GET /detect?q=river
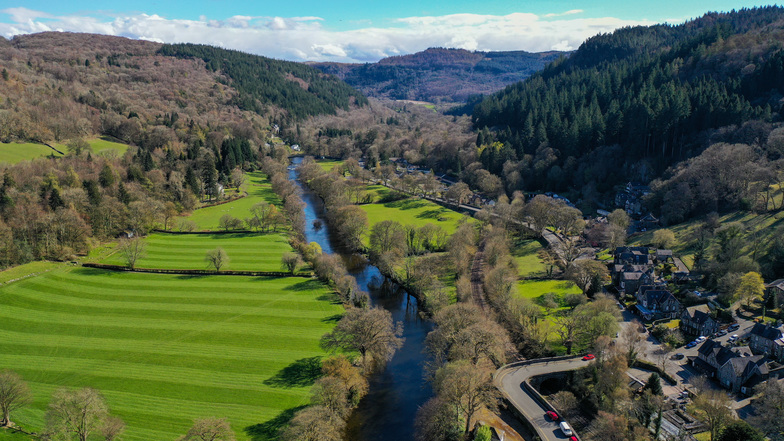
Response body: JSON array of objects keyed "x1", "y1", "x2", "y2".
[{"x1": 288, "y1": 157, "x2": 433, "y2": 441}]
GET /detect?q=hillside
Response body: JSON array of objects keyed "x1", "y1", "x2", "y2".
[
  {"x1": 469, "y1": 6, "x2": 784, "y2": 204},
  {"x1": 310, "y1": 47, "x2": 565, "y2": 104},
  {"x1": 0, "y1": 32, "x2": 365, "y2": 147}
]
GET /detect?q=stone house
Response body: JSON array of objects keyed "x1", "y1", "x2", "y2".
[
  {"x1": 692, "y1": 339, "x2": 770, "y2": 394},
  {"x1": 636, "y1": 285, "x2": 681, "y2": 319},
  {"x1": 681, "y1": 305, "x2": 719, "y2": 337},
  {"x1": 766, "y1": 279, "x2": 784, "y2": 309},
  {"x1": 749, "y1": 323, "x2": 784, "y2": 363}
]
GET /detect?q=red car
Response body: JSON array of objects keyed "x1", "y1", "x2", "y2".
[
  {"x1": 582, "y1": 354, "x2": 595, "y2": 361},
  {"x1": 546, "y1": 411, "x2": 559, "y2": 421},
  {"x1": 570, "y1": 436, "x2": 579, "y2": 441}
]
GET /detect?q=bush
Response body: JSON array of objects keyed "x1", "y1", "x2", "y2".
[{"x1": 473, "y1": 425, "x2": 492, "y2": 441}]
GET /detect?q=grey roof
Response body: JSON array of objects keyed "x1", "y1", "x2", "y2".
[
  {"x1": 750, "y1": 323, "x2": 784, "y2": 341},
  {"x1": 766, "y1": 279, "x2": 784, "y2": 290},
  {"x1": 684, "y1": 305, "x2": 714, "y2": 325}
]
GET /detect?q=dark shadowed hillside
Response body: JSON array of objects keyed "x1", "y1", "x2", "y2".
[{"x1": 310, "y1": 47, "x2": 565, "y2": 104}]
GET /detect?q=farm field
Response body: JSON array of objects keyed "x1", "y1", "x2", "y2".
[
  {"x1": 317, "y1": 159, "x2": 343, "y2": 172},
  {"x1": 100, "y1": 232, "x2": 296, "y2": 272},
  {"x1": 180, "y1": 172, "x2": 281, "y2": 231},
  {"x1": 0, "y1": 267, "x2": 342, "y2": 441},
  {"x1": 359, "y1": 197, "x2": 469, "y2": 238},
  {"x1": 0, "y1": 142, "x2": 61, "y2": 164}
]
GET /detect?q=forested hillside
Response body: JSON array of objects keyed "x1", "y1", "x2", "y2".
[
  {"x1": 471, "y1": 6, "x2": 784, "y2": 206},
  {"x1": 311, "y1": 47, "x2": 564, "y2": 104}
]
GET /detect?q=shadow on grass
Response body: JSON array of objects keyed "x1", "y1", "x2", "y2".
[
  {"x1": 283, "y1": 279, "x2": 325, "y2": 291},
  {"x1": 73, "y1": 267, "x2": 124, "y2": 277},
  {"x1": 415, "y1": 208, "x2": 446, "y2": 220},
  {"x1": 384, "y1": 199, "x2": 427, "y2": 210},
  {"x1": 321, "y1": 313, "x2": 344, "y2": 323},
  {"x1": 263, "y1": 357, "x2": 323, "y2": 389},
  {"x1": 245, "y1": 406, "x2": 306, "y2": 441}
]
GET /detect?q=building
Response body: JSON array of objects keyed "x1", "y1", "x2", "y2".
[
  {"x1": 749, "y1": 323, "x2": 784, "y2": 363},
  {"x1": 766, "y1": 279, "x2": 784, "y2": 309},
  {"x1": 681, "y1": 305, "x2": 720, "y2": 337},
  {"x1": 636, "y1": 285, "x2": 681, "y2": 319},
  {"x1": 692, "y1": 339, "x2": 771, "y2": 394}
]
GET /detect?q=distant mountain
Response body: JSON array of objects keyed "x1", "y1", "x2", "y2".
[{"x1": 310, "y1": 48, "x2": 566, "y2": 104}]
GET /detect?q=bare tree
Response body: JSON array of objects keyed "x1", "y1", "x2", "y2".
[
  {"x1": 621, "y1": 319, "x2": 646, "y2": 365},
  {"x1": 0, "y1": 370, "x2": 31, "y2": 427},
  {"x1": 751, "y1": 379, "x2": 784, "y2": 441},
  {"x1": 692, "y1": 389, "x2": 732, "y2": 441},
  {"x1": 414, "y1": 397, "x2": 460, "y2": 441},
  {"x1": 321, "y1": 307, "x2": 404, "y2": 372},
  {"x1": 45, "y1": 387, "x2": 115, "y2": 441},
  {"x1": 205, "y1": 247, "x2": 229, "y2": 272},
  {"x1": 180, "y1": 417, "x2": 235, "y2": 441},
  {"x1": 230, "y1": 168, "x2": 246, "y2": 191},
  {"x1": 101, "y1": 415, "x2": 125, "y2": 441},
  {"x1": 281, "y1": 252, "x2": 303, "y2": 274},
  {"x1": 279, "y1": 406, "x2": 344, "y2": 441},
  {"x1": 434, "y1": 361, "x2": 500, "y2": 435},
  {"x1": 119, "y1": 236, "x2": 146, "y2": 269},
  {"x1": 565, "y1": 259, "x2": 609, "y2": 295}
]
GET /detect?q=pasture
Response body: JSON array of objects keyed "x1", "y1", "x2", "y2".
[
  {"x1": 359, "y1": 197, "x2": 469, "y2": 237},
  {"x1": 0, "y1": 267, "x2": 342, "y2": 441},
  {"x1": 0, "y1": 142, "x2": 61, "y2": 164},
  {"x1": 512, "y1": 239, "x2": 548, "y2": 278},
  {"x1": 100, "y1": 232, "x2": 296, "y2": 272},
  {"x1": 180, "y1": 172, "x2": 281, "y2": 231}
]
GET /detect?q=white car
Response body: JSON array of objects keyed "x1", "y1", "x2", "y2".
[
  {"x1": 728, "y1": 334, "x2": 739, "y2": 342},
  {"x1": 696, "y1": 336, "x2": 707, "y2": 342},
  {"x1": 560, "y1": 422, "x2": 573, "y2": 436}
]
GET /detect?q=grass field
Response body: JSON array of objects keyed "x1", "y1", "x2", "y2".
[
  {"x1": 359, "y1": 197, "x2": 469, "y2": 240},
  {"x1": 513, "y1": 239, "x2": 547, "y2": 278},
  {"x1": 0, "y1": 430, "x2": 33, "y2": 441},
  {"x1": 0, "y1": 267, "x2": 342, "y2": 441},
  {"x1": 180, "y1": 172, "x2": 281, "y2": 231},
  {"x1": 317, "y1": 160, "x2": 343, "y2": 172},
  {"x1": 88, "y1": 137, "x2": 130, "y2": 155},
  {"x1": 0, "y1": 142, "x2": 61, "y2": 164},
  {"x1": 100, "y1": 232, "x2": 297, "y2": 272},
  {"x1": 516, "y1": 279, "x2": 582, "y2": 301}
]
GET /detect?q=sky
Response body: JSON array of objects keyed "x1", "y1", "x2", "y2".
[{"x1": 0, "y1": 1, "x2": 776, "y2": 63}]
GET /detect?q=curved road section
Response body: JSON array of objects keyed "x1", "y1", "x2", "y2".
[{"x1": 495, "y1": 357, "x2": 587, "y2": 441}]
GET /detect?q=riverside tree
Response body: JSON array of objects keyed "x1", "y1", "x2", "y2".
[{"x1": 320, "y1": 307, "x2": 404, "y2": 372}]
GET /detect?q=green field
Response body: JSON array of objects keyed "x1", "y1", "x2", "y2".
[
  {"x1": 0, "y1": 142, "x2": 61, "y2": 164},
  {"x1": 0, "y1": 430, "x2": 33, "y2": 441},
  {"x1": 180, "y1": 172, "x2": 281, "y2": 231},
  {"x1": 359, "y1": 197, "x2": 469, "y2": 239},
  {"x1": 513, "y1": 239, "x2": 547, "y2": 278},
  {"x1": 100, "y1": 232, "x2": 296, "y2": 272},
  {"x1": 317, "y1": 160, "x2": 343, "y2": 172},
  {"x1": 0, "y1": 267, "x2": 342, "y2": 441},
  {"x1": 88, "y1": 137, "x2": 130, "y2": 155},
  {"x1": 516, "y1": 279, "x2": 582, "y2": 301}
]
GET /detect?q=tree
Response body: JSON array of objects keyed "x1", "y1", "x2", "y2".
[
  {"x1": 101, "y1": 415, "x2": 125, "y2": 441},
  {"x1": 751, "y1": 379, "x2": 784, "y2": 441},
  {"x1": 607, "y1": 209, "x2": 630, "y2": 230},
  {"x1": 426, "y1": 303, "x2": 512, "y2": 368},
  {"x1": 321, "y1": 355, "x2": 368, "y2": 408},
  {"x1": 434, "y1": 361, "x2": 499, "y2": 435},
  {"x1": 716, "y1": 420, "x2": 764, "y2": 441},
  {"x1": 281, "y1": 252, "x2": 303, "y2": 274},
  {"x1": 162, "y1": 202, "x2": 178, "y2": 231},
  {"x1": 180, "y1": 417, "x2": 236, "y2": 441},
  {"x1": 205, "y1": 247, "x2": 229, "y2": 272},
  {"x1": 445, "y1": 182, "x2": 472, "y2": 207},
  {"x1": 0, "y1": 370, "x2": 31, "y2": 427},
  {"x1": 652, "y1": 229, "x2": 676, "y2": 249},
  {"x1": 692, "y1": 389, "x2": 732, "y2": 441},
  {"x1": 565, "y1": 260, "x2": 608, "y2": 295},
  {"x1": 414, "y1": 397, "x2": 461, "y2": 441},
  {"x1": 66, "y1": 138, "x2": 91, "y2": 156},
  {"x1": 369, "y1": 220, "x2": 406, "y2": 257},
  {"x1": 230, "y1": 168, "x2": 246, "y2": 191},
  {"x1": 621, "y1": 319, "x2": 646, "y2": 365},
  {"x1": 218, "y1": 214, "x2": 243, "y2": 231},
  {"x1": 735, "y1": 271, "x2": 765, "y2": 309},
  {"x1": 474, "y1": 425, "x2": 492, "y2": 441},
  {"x1": 333, "y1": 205, "x2": 368, "y2": 252},
  {"x1": 45, "y1": 387, "x2": 117, "y2": 441},
  {"x1": 119, "y1": 236, "x2": 146, "y2": 269},
  {"x1": 321, "y1": 307, "x2": 404, "y2": 372},
  {"x1": 279, "y1": 406, "x2": 344, "y2": 441}
]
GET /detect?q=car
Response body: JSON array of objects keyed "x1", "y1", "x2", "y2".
[
  {"x1": 582, "y1": 354, "x2": 595, "y2": 361},
  {"x1": 696, "y1": 336, "x2": 707, "y2": 342},
  {"x1": 570, "y1": 437, "x2": 579, "y2": 441},
  {"x1": 717, "y1": 329, "x2": 728, "y2": 337},
  {"x1": 685, "y1": 341, "x2": 697, "y2": 349},
  {"x1": 728, "y1": 334, "x2": 739, "y2": 342},
  {"x1": 546, "y1": 411, "x2": 559, "y2": 421},
  {"x1": 728, "y1": 323, "x2": 740, "y2": 331},
  {"x1": 560, "y1": 422, "x2": 573, "y2": 436},
  {"x1": 671, "y1": 352, "x2": 685, "y2": 360}
]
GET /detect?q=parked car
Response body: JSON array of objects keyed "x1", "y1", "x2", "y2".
[
  {"x1": 671, "y1": 353, "x2": 685, "y2": 360},
  {"x1": 685, "y1": 341, "x2": 697, "y2": 349},
  {"x1": 546, "y1": 411, "x2": 559, "y2": 421},
  {"x1": 716, "y1": 329, "x2": 728, "y2": 337},
  {"x1": 728, "y1": 334, "x2": 739, "y2": 342},
  {"x1": 560, "y1": 422, "x2": 573, "y2": 436},
  {"x1": 582, "y1": 354, "x2": 595, "y2": 361},
  {"x1": 696, "y1": 336, "x2": 707, "y2": 342},
  {"x1": 728, "y1": 323, "x2": 740, "y2": 331},
  {"x1": 569, "y1": 437, "x2": 579, "y2": 441}
]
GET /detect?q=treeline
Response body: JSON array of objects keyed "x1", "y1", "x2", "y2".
[
  {"x1": 159, "y1": 43, "x2": 368, "y2": 120},
  {"x1": 470, "y1": 6, "x2": 784, "y2": 197}
]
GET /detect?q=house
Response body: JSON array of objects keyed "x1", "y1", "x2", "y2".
[
  {"x1": 749, "y1": 323, "x2": 784, "y2": 363},
  {"x1": 640, "y1": 213, "x2": 660, "y2": 230},
  {"x1": 681, "y1": 305, "x2": 719, "y2": 337},
  {"x1": 615, "y1": 182, "x2": 650, "y2": 216},
  {"x1": 614, "y1": 247, "x2": 650, "y2": 265},
  {"x1": 717, "y1": 354, "x2": 769, "y2": 394},
  {"x1": 636, "y1": 285, "x2": 681, "y2": 319},
  {"x1": 655, "y1": 249, "x2": 673, "y2": 264},
  {"x1": 766, "y1": 279, "x2": 784, "y2": 309},
  {"x1": 692, "y1": 339, "x2": 770, "y2": 394}
]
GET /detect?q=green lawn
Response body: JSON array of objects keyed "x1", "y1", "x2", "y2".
[
  {"x1": 0, "y1": 142, "x2": 61, "y2": 164},
  {"x1": 317, "y1": 160, "x2": 343, "y2": 172},
  {"x1": 100, "y1": 232, "x2": 296, "y2": 272},
  {"x1": 359, "y1": 197, "x2": 469, "y2": 240},
  {"x1": 513, "y1": 239, "x2": 547, "y2": 278},
  {"x1": 0, "y1": 267, "x2": 342, "y2": 441},
  {"x1": 0, "y1": 261, "x2": 64, "y2": 285},
  {"x1": 0, "y1": 430, "x2": 33, "y2": 441},
  {"x1": 180, "y1": 172, "x2": 281, "y2": 231},
  {"x1": 88, "y1": 137, "x2": 130, "y2": 155},
  {"x1": 516, "y1": 279, "x2": 582, "y2": 301}
]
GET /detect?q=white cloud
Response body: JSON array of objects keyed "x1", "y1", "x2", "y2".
[
  {"x1": 544, "y1": 9, "x2": 584, "y2": 18},
  {"x1": 0, "y1": 8, "x2": 653, "y2": 63}
]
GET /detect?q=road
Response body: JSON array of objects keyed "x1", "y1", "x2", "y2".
[{"x1": 495, "y1": 357, "x2": 588, "y2": 441}]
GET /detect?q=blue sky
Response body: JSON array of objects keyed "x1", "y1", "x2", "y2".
[{"x1": 0, "y1": 1, "x2": 776, "y2": 62}]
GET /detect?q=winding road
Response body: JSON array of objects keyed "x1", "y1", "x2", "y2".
[{"x1": 495, "y1": 357, "x2": 588, "y2": 441}]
